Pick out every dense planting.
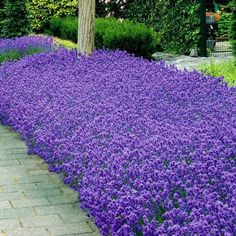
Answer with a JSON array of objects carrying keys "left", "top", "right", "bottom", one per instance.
[
  {"left": 0, "top": 36, "right": 55, "bottom": 64},
  {"left": 0, "top": 49, "right": 235, "bottom": 235}
]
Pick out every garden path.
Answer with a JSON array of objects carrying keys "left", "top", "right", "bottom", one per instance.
[
  {"left": 0, "top": 125, "right": 100, "bottom": 236},
  {"left": 153, "top": 52, "right": 233, "bottom": 70}
]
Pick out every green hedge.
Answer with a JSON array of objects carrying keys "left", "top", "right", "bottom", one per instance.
[
  {"left": 0, "top": 0, "right": 31, "bottom": 38},
  {"left": 123, "top": 0, "right": 200, "bottom": 55},
  {"left": 46, "top": 17, "right": 159, "bottom": 58},
  {"left": 27, "top": 0, "right": 78, "bottom": 32},
  {"left": 218, "top": 12, "right": 233, "bottom": 37},
  {"left": 230, "top": 0, "right": 236, "bottom": 63}
]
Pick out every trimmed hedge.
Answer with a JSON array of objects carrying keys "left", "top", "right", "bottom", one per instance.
[{"left": 46, "top": 17, "right": 159, "bottom": 58}]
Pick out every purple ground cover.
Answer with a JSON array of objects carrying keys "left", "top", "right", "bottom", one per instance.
[
  {"left": 0, "top": 35, "right": 54, "bottom": 53},
  {"left": 0, "top": 49, "right": 235, "bottom": 235}
]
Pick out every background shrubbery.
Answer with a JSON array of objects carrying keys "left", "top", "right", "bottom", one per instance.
[
  {"left": 27, "top": 0, "right": 78, "bottom": 32},
  {"left": 230, "top": 0, "right": 236, "bottom": 63},
  {"left": 123, "top": 0, "right": 201, "bottom": 55},
  {"left": 0, "top": 0, "right": 31, "bottom": 38},
  {"left": 27, "top": 0, "right": 201, "bottom": 55},
  {"left": 46, "top": 17, "right": 159, "bottom": 58}
]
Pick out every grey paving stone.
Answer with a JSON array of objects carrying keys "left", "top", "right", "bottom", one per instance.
[
  {"left": 21, "top": 215, "right": 63, "bottom": 227},
  {"left": 0, "top": 192, "right": 25, "bottom": 201},
  {"left": 35, "top": 204, "right": 77, "bottom": 216},
  {"left": 0, "top": 160, "right": 20, "bottom": 167},
  {"left": 47, "top": 223, "right": 93, "bottom": 235},
  {"left": 29, "top": 169, "right": 49, "bottom": 176},
  {"left": 0, "top": 201, "right": 11, "bottom": 209},
  {"left": 36, "top": 181, "right": 64, "bottom": 190},
  {"left": 0, "top": 125, "right": 100, "bottom": 235},
  {"left": 0, "top": 219, "right": 21, "bottom": 230},
  {"left": 59, "top": 212, "right": 90, "bottom": 224},
  {"left": 47, "top": 194, "right": 78, "bottom": 205},
  {"left": 11, "top": 198, "right": 51, "bottom": 208},
  {"left": 0, "top": 207, "right": 36, "bottom": 220},
  {"left": 4, "top": 227, "right": 49, "bottom": 236},
  {"left": 24, "top": 188, "right": 63, "bottom": 199}
]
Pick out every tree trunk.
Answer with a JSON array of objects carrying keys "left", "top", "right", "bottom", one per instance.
[{"left": 78, "top": 0, "right": 95, "bottom": 56}]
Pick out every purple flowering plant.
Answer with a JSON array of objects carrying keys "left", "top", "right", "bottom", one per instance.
[
  {"left": 0, "top": 46, "right": 235, "bottom": 235},
  {"left": 0, "top": 36, "right": 55, "bottom": 64}
]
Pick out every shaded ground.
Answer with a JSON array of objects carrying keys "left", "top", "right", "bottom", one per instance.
[{"left": 0, "top": 125, "right": 100, "bottom": 236}]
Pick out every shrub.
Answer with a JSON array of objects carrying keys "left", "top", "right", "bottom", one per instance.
[
  {"left": 0, "top": 0, "right": 31, "bottom": 38},
  {"left": 230, "top": 0, "right": 236, "bottom": 63},
  {"left": 46, "top": 17, "right": 159, "bottom": 58},
  {"left": 46, "top": 17, "right": 78, "bottom": 43},
  {"left": 123, "top": 0, "right": 200, "bottom": 55},
  {"left": 218, "top": 12, "right": 233, "bottom": 37},
  {"left": 27, "top": 0, "right": 78, "bottom": 32},
  {"left": 0, "top": 49, "right": 235, "bottom": 235}
]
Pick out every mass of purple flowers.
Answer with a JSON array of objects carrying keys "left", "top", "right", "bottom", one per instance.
[
  {"left": 0, "top": 35, "right": 54, "bottom": 53},
  {"left": 0, "top": 48, "right": 235, "bottom": 236}
]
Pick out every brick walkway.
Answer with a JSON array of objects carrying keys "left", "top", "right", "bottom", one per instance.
[{"left": 0, "top": 125, "right": 100, "bottom": 236}]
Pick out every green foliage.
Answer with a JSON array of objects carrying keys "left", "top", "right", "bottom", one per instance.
[
  {"left": 218, "top": 12, "right": 233, "bottom": 37},
  {"left": 54, "top": 38, "right": 77, "bottom": 50},
  {"left": 27, "top": 0, "right": 78, "bottom": 32},
  {"left": 46, "top": 17, "right": 159, "bottom": 58},
  {"left": 0, "top": 47, "right": 46, "bottom": 64},
  {"left": 200, "top": 61, "right": 236, "bottom": 87},
  {"left": 230, "top": 0, "right": 236, "bottom": 63},
  {"left": 0, "top": 0, "right": 31, "bottom": 38},
  {"left": 46, "top": 17, "right": 77, "bottom": 42},
  {"left": 123, "top": 0, "right": 201, "bottom": 55}
]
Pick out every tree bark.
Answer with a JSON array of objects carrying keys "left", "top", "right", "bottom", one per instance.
[{"left": 78, "top": 0, "right": 95, "bottom": 56}]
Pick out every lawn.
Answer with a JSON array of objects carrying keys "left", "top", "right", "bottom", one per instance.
[{"left": 0, "top": 36, "right": 235, "bottom": 235}]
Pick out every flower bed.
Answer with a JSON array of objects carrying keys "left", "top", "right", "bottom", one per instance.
[
  {"left": 0, "top": 36, "right": 55, "bottom": 64},
  {"left": 0, "top": 49, "right": 235, "bottom": 235}
]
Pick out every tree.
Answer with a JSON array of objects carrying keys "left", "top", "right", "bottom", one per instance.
[
  {"left": 0, "top": 0, "right": 31, "bottom": 38},
  {"left": 78, "top": 0, "right": 96, "bottom": 56}
]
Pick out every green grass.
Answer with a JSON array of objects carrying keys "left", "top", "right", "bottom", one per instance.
[
  {"left": 54, "top": 37, "right": 77, "bottom": 50},
  {"left": 199, "top": 60, "right": 236, "bottom": 87}
]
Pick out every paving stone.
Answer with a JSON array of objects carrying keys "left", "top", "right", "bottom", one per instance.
[
  {"left": 35, "top": 204, "right": 77, "bottom": 216},
  {"left": 47, "top": 223, "right": 93, "bottom": 235},
  {"left": 15, "top": 174, "right": 51, "bottom": 184},
  {"left": 0, "top": 201, "right": 11, "bottom": 209},
  {"left": 11, "top": 198, "right": 51, "bottom": 208},
  {"left": 0, "top": 192, "right": 24, "bottom": 201},
  {"left": 17, "top": 158, "right": 44, "bottom": 165},
  {"left": 0, "top": 160, "right": 20, "bottom": 167},
  {"left": 29, "top": 170, "right": 49, "bottom": 176},
  {"left": 4, "top": 227, "right": 49, "bottom": 236},
  {"left": 47, "top": 194, "right": 78, "bottom": 205},
  {"left": 0, "top": 207, "right": 36, "bottom": 220},
  {"left": 21, "top": 215, "right": 63, "bottom": 227},
  {"left": 59, "top": 212, "right": 89, "bottom": 224},
  {"left": 0, "top": 125, "right": 100, "bottom": 235},
  {"left": 24, "top": 188, "right": 63, "bottom": 199},
  {"left": 36, "top": 181, "right": 64, "bottom": 190},
  {"left": 0, "top": 219, "right": 21, "bottom": 230},
  {"left": 1, "top": 183, "right": 38, "bottom": 192}
]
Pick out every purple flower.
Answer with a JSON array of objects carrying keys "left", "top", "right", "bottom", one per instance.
[{"left": 0, "top": 46, "right": 235, "bottom": 235}]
